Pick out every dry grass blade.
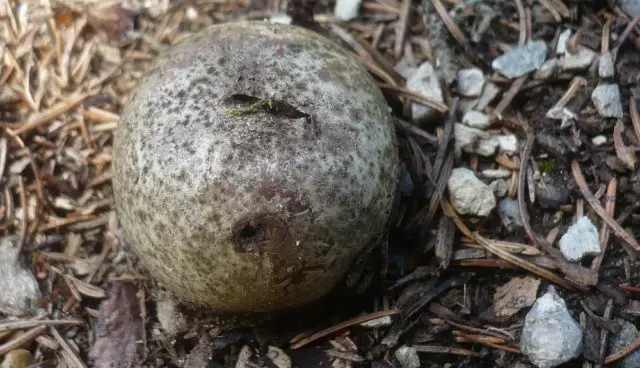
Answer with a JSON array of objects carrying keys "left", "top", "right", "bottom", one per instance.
[
  {"left": 591, "top": 178, "right": 616, "bottom": 271},
  {"left": 492, "top": 76, "right": 527, "bottom": 120},
  {"left": 518, "top": 135, "right": 597, "bottom": 287},
  {"left": 549, "top": 76, "right": 586, "bottom": 112},
  {"left": 571, "top": 160, "right": 640, "bottom": 251},
  {"left": 613, "top": 120, "right": 637, "bottom": 170},
  {"left": 0, "top": 325, "right": 46, "bottom": 355},
  {"left": 394, "top": 0, "right": 412, "bottom": 58},
  {"left": 440, "top": 199, "right": 579, "bottom": 290},
  {"left": 515, "top": 0, "right": 527, "bottom": 46},
  {"left": 412, "top": 344, "right": 482, "bottom": 356},
  {"left": 394, "top": 118, "right": 439, "bottom": 144},
  {"left": 612, "top": 16, "right": 640, "bottom": 56},
  {"left": 429, "top": 0, "right": 468, "bottom": 47},
  {"left": 378, "top": 84, "right": 449, "bottom": 112},
  {"left": 538, "top": 0, "right": 562, "bottom": 22},
  {"left": 0, "top": 318, "right": 84, "bottom": 332},
  {"left": 289, "top": 309, "right": 400, "bottom": 349},
  {"left": 454, "top": 331, "right": 520, "bottom": 353},
  {"left": 630, "top": 97, "right": 640, "bottom": 143},
  {"left": 51, "top": 326, "right": 88, "bottom": 368},
  {"left": 605, "top": 335, "right": 640, "bottom": 364},
  {"left": 15, "top": 90, "right": 97, "bottom": 135},
  {"left": 474, "top": 233, "right": 579, "bottom": 291}
]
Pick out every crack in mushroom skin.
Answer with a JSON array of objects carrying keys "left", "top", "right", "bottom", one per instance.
[{"left": 112, "top": 21, "right": 399, "bottom": 313}]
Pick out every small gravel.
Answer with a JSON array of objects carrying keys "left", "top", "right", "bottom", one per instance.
[
  {"left": 492, "top": 41, "right": 548, "bottom": 78},
  {"left": 448, "top": 167, "right": 496, "bottom": 217},
  {"left": 592, "top": 83, "right": 624, "bottom": 118},
  {"left": 457, "top": 68, "right": 485, "bottom": 97},
  {"left": 521, "top": 287, "right": 583, "bottom": 368},
  {"left": 558, "top": 216, "right": 601, "bottom": 262}
]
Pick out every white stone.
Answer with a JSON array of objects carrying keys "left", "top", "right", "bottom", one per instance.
[
  {"left": 482, "top": 168, "right": 512, "bottom": 178},
  {"left": 406, "top": 61, "right": 444, "bottom": 122},
  {"left": 534, "top": 59, "right": 559, "bottom": 80},
  {"left": 559, "top": 216, "right": 601, "bottom": 262},
  {"left": 497, "top": 197, "right": 523, "bottom": 226},
  {"left": 334, "top": 0, "right": 363, "bottom": 21},
  {"left": 395, "top": 346, "right": 420, "bottom": 368},
  {"left": 592, "top": 135, "right": 607, "bottom": 146},
  {"left": 360, "top": 315, "right": 393, "bottom": 328},
  {"left": 0, "top": 236, "right": 42, "bottom": 314},
  {"left": 457, "top": 68, "right": 485, "bottom": 97},
  {"left": 521, "top": 287, "right": 583, "bottom": 368},
  {"left": 556, "top": 29, "right": 572, "bottom": 55},
  {"left": 447, "top": 167, "right": 496, "bottom": 217},
  {"left": 492, "top": 41, "right": 548, "bottom": 78},
  {"left": 269, "top": 13, "right": 292, "bottom": 25},
  {"left": 185, "top": 6, "right": 198, "bottom": 20},
  {"left": 592, "top": 83, "right": 624, "bottom": 118},
  {"left": 454, "top": 123, "right": 498, "bottom": 156},
  {"left": 490, "top": 179, "right": 509, "bottom": 197},
  {"left": 546, "top": 106, "right": 577, "bottom": 128},
  {"left": 454, "top": 124, "right": 517, "bottom": 156},
  {"left": 599, "top": 52, "right": 615, "bottom": 78},
  {"left": 462, "top": 110, "right": 491, "bottom": 129},
  {"left": 495, "top": 134, "right": 519, "bottom": 152},
  {"left": 560, "top": 46, "right": 597, "bottom": 71},
  {"left": 394, "top": 57, "right": 417, "bottom": 79}
]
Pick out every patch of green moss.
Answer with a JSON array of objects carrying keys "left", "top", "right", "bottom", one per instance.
[
  {"left": 538, "top": 158, "right": 557, "bottom": 174},
  {"left": 226, "top": 98, "right": 275, "bottom": 117}
]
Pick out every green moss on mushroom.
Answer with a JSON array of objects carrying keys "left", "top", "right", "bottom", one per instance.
[{"left": 111, "top": 21, "right": 399, "bottom": 313}]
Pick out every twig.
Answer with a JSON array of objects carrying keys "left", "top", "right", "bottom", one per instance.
[
  {"left": 441, "top": 199, "right": 579, "bottom": 290},
  {"left": 14, "top": 90, "right": 96, "bottom": 135},
  {"left": 16, "top": 175, "right": 28, "bottom": 253},
  {"left": 394, "top": 118, "right": 439, "bottom": 144},
  {"left": 517, "top": 135, "right": 597, "bottom": 288},
  {"left": 630, "top": 97, "right": 640, "bottom": 144},
  {"left": 0, "top": 318, "right": 84, "bottom": 332},
  {"left": 612, "top": 16, "right": 640, "bottom": 56},
  {"left": 492, "top": 76, "right": 527, "bottom": 120},
  {"left": 602, "top": 18, "right": 611, "bottom": 54},
  {"left": 598, "top": 299, "right": 614, "bottom": 368},
  {"left": 537, "top": 0, "right": 562, "bottom": 22},
  {"left": 613, "top": 120, "right": 637, "bottom": 170},
  {"left": 378, "top": 84, "right": 449, "bottom": 112},
  {"left": 50, "top": 326, "right": 88, "bottom": 368},
  {"left": 571, "top": 160, "right": 640, "bottom": 251},
  {"left": 289, "top": 309, "right": 400, "bottom": 349},
  {"left": 394, "top": 0, "right": 412, "bottom": 58},
  {"left": 429, "top": 0, "right": 483, "bottom": 65},
  {"left": 605, "top": 335, "right": 640, "bottom": 365},
  {"left": 413, "top": 344, "right": 482, "bottom": 357},
  {"left": 591, "top": 178, "right": 616, "bottom": 271},
  {"left": 455, "top": 332, "right": 520, "bottom": 353},
  {"left": 515, "top": 0, "right": 526, "bottom": 46},
  {"left": 548, "top": 77, "right": 586, "bottom": 113},
  {"left": 0, "top": 325, "right": 46, "bottom": 355}
]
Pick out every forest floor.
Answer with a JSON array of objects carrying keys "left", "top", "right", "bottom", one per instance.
[{"left": 1, "top": 0, "right": 640, "bottom": 367}]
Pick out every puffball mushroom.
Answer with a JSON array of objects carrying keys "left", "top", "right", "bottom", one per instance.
[{"left": 112, "top": 21, "right": 399, "bottom": 313}]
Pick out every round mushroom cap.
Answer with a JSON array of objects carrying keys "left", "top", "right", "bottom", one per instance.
[{"left": 112, "top": 21, "right": 399, "bottom": 313}]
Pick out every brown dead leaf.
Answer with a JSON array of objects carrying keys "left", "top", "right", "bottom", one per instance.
[
  {"left": 492, "top": 276, "right": 541, "bottom": 317},
  {"left": 613, "top": 119, "right": 637, "bottom": 170},
  {"left": 89, "top": 281, "right": 143, "bottom": 368}
]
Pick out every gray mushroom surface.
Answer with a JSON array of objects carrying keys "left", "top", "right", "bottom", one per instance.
[{"left": 112, "top": 21, "right": 399, "bottom": 313}]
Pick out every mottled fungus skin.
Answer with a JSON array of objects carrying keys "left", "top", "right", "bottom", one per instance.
[{"left": 112, "top": 21, "right": 399, "bottom": 313}]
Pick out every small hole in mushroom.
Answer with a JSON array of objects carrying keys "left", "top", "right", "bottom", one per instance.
[
  {"left": 239, "top": 224, "right": 263, "bottom": 240},
  {"left": 233, "top": 223, "right": 268, "bottom": 253}
]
